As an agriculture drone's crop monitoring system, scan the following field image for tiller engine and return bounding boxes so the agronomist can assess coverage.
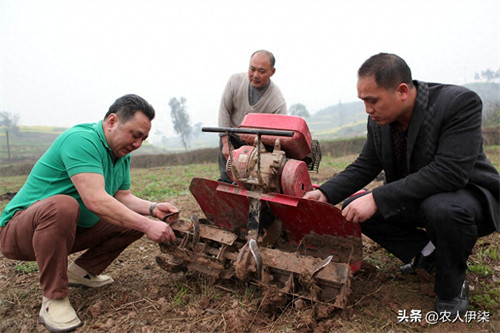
[156,114,362,309]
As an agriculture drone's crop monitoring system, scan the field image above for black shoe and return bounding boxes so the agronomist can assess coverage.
[399,252,435,275]
[435,280,469,316]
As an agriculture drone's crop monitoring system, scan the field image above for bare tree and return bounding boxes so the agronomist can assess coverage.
[0,111,20,160]
[168,97,192,151]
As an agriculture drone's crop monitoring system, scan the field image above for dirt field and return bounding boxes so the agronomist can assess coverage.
[1,167,499,332]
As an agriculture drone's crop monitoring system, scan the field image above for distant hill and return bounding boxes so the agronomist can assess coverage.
[163,82,498,150]
[307,101,366,140]
[1,83,497,158]
[0,126,64,164]
[0,126,173,163]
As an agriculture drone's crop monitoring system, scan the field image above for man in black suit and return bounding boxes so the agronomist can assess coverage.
[304,53,499,316]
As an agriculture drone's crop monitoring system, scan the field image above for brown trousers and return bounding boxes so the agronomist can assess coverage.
[0,195,143,299]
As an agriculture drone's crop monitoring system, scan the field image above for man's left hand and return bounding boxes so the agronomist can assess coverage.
[154,202,180,223]
[342,192,377,223]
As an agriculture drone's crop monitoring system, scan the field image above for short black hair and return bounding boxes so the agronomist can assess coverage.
[251,50,276,68]
[358,53,414,90]
[105,94,155,122]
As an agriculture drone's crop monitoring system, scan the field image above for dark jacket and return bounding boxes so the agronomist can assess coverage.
[319,81,500,232]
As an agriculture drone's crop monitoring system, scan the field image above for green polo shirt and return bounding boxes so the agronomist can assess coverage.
[0,121,131,228]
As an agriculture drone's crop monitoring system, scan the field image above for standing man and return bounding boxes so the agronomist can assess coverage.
[0,94,179,332]
[217,49,287,183]
[304,53,499,316]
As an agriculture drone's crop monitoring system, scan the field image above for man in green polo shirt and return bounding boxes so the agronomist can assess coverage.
[0,94,178,332]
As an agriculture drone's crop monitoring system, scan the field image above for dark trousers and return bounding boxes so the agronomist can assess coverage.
[218,134,245,183]
[344,187,492,299]
[0,195,143,299]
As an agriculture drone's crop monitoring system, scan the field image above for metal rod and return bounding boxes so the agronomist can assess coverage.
[256,134,263,185]
[202,127,294,137]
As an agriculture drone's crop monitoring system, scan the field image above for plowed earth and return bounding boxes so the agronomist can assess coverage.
[1,175,499,333]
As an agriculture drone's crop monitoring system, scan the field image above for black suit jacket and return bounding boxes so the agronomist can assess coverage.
[319,81,500,232]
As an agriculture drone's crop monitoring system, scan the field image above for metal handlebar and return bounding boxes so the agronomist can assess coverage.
[202,127,294,137]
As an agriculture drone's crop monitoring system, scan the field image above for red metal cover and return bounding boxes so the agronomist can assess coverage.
[238,114,312,160]
[189,177,362,272]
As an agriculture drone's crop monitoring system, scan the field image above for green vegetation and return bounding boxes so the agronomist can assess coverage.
[172,283,189,306]
[475,245,499,261]
[467,237,500,313]
[14,261,39,274]
[0,175,28,194]
[468,263,494,276]
[18,126,68,134]
[470,281,500,313]
[130,163,219,200]
[320,154,358,171]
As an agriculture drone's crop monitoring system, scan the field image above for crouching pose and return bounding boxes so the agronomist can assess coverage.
[0,94,178,332]
[304,53,499,316]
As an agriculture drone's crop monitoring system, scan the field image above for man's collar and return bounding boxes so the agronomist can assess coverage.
[94,120,111,152]
[414,80,429,112]
[249,80,271,91]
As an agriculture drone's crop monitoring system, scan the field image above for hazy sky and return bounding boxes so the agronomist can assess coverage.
[1,0,499,141]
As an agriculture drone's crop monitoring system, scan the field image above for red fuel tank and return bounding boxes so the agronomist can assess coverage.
[238,114,312,160]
